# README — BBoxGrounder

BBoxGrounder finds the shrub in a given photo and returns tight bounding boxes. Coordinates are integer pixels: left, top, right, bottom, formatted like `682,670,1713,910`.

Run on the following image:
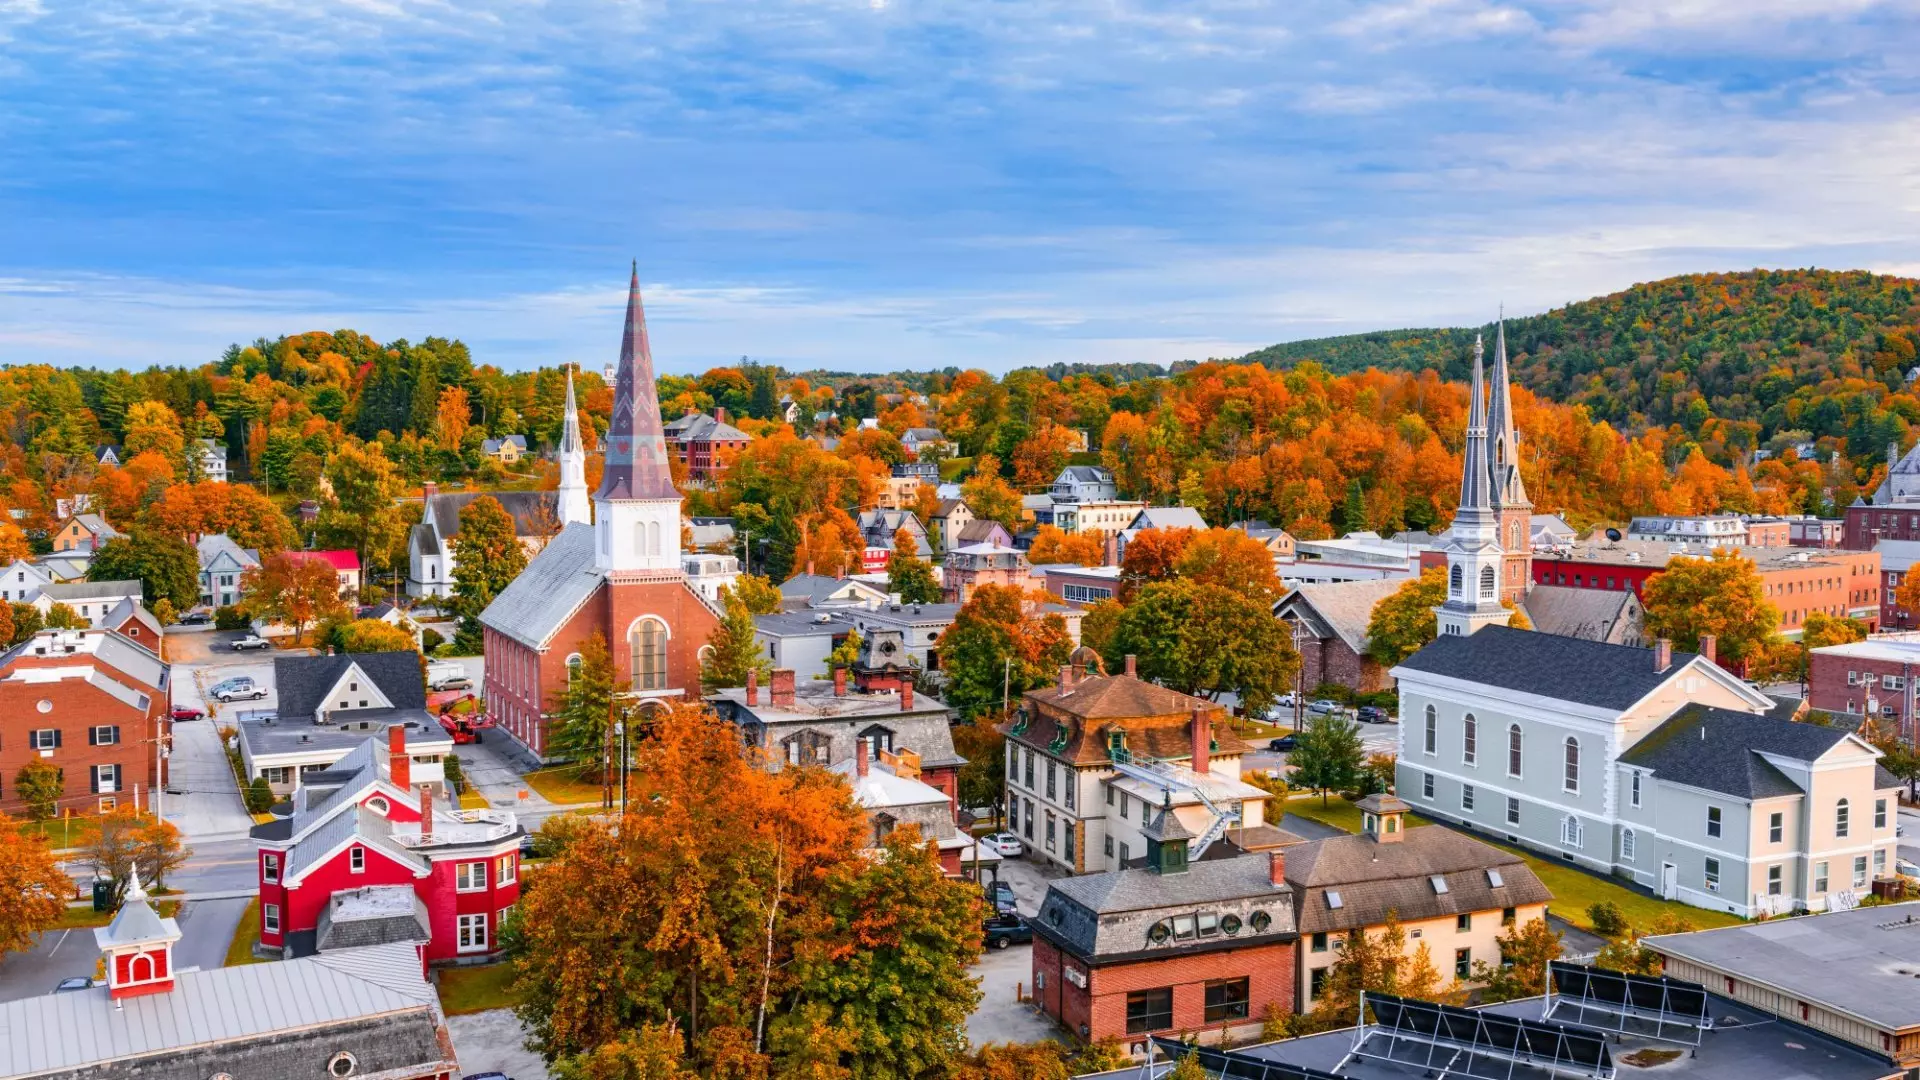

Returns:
442,753,466,795
420,627,444,653
244,776,275,814
1588,901,1630,939
214,605,250,631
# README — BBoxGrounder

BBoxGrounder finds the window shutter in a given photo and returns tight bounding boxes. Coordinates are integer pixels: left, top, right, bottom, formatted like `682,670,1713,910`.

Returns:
89,727,100,746
111,765,121,788
89,767,100,794
52,729,62,748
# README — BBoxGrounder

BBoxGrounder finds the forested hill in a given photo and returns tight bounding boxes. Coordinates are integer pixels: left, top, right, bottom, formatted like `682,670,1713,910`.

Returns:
1244,269,1920,451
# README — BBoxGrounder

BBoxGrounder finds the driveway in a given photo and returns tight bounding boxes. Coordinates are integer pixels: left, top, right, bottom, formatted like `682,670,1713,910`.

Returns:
447,1009,550,1080
1277,813,1348,842
162,649,287,841
993,854,1068,917
967,941,1065,1048
452,732,553,812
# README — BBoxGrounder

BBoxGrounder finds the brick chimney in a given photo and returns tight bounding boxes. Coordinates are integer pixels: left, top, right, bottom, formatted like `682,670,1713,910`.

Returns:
856,738,870,777
833,665,847,697
1653,638,1673,673
1190,707,1211,775
900,681,913,710
388,726,410,791
1125,654,1137,678
1698,634,1717,665
746,668,759,706
715,406,728,427
422,481,437,502
1059,664,1074,691
807,560,816,577
1269,849,1286,887
771,669,796,707
417,784,433,838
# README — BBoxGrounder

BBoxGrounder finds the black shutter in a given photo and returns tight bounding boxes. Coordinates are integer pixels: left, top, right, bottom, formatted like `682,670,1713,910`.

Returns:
52,729,62,748
89,767,99,794
111,764,121,789
88,727,98,746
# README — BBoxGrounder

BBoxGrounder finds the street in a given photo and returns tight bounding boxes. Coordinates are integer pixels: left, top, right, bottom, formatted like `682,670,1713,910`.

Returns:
163,630,305,841
1241,716,1401,776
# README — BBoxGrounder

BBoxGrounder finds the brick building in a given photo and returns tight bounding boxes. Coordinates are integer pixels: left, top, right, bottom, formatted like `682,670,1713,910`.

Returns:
1274,579,1404,695
479,268,722,765
663,409,750,483
943,543,1030,603
250,729,524,965
1790,516,1845,548
1029,813,1297,1050
0,628,169,816
1809,636,1920,737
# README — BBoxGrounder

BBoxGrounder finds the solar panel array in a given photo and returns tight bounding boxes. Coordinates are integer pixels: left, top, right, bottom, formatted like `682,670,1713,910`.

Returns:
1358,992,1616,1080
1147,1038,1346,1080
1547,960,1712,1047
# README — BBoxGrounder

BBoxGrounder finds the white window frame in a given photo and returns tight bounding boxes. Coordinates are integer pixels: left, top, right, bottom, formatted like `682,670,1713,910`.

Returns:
1876,799,1889,830
1621,828,1636,861
1422,772,1435,799
1767,864,1783,896
1769,812,1783,844
1461,784,1475,812
1629,771,1641,808
263,903,280,933
1705,858,1721,893
1563,737,1580,795
1837,799,1851,839
457,861,489,892
1815,861,1829,893
457,913,488,953
1508,725,1523,778
349,846,365,873
1462,713,1476,765
498,853,517,886
1853,856,1870,889
1423,706,1437,756
1706,806,1722,839
1561,815,1582,849
263,853,280,884
1506,797,1520,826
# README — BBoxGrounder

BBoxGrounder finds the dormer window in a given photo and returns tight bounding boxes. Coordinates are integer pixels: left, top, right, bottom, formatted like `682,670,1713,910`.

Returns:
1326,890,1344,909
1430,875,1449,894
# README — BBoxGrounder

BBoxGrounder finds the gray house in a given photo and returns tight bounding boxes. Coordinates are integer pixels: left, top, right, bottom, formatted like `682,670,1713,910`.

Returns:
1393,626,1901,917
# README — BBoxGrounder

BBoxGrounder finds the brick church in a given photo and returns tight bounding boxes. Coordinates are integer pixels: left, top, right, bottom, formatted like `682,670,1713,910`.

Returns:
481,266,722,763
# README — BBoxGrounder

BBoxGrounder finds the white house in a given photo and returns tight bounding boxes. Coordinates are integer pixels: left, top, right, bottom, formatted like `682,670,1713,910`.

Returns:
197,534,260,610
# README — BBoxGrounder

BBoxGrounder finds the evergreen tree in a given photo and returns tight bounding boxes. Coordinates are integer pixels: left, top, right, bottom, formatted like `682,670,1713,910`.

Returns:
549,632,621,772
701,587,772,692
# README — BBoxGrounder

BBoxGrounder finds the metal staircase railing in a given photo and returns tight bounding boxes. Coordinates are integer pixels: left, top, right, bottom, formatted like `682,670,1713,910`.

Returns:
1106,752,1240,858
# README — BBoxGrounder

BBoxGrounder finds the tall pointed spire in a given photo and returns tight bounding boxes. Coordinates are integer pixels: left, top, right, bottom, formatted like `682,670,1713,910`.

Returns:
1487,316,1529,508
597,264,679,503
1458,334,1492,514
556,366,591,526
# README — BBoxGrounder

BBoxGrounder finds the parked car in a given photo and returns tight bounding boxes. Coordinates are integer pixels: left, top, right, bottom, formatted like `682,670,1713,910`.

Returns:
211,678,266,703
983,913,1033,950
984,879,1017,913
1267,734,1296,752
1308,699,1340,715
1897,859,1920,879
230,634,272,651
428,662,472,691
169,706,204,721
52,977,97,993
177,611,212,625
1356,706,1389,724
461,1074,514,1080
981,831,1024,857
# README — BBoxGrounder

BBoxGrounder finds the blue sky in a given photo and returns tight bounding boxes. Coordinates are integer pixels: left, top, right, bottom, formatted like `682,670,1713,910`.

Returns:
2,0,1917,374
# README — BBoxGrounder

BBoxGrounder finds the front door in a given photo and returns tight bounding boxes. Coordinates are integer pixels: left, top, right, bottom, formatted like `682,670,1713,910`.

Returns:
1660,862,1678,900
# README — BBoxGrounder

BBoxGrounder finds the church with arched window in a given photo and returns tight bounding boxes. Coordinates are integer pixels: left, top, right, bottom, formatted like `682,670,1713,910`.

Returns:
478,267,722,764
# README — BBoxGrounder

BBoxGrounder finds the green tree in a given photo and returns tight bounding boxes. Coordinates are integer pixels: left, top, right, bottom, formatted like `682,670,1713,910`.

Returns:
1641,549,1780,669
731,574,784,615
13,761,64,821
1166,1052,1209,1080
8,602,42,645
827,628,863,672
1366,565,1447,667
887,548,942,605
1106,580,1298,715
937,584,1074,719
450,496,529,653
44,604,83,630
548,632,622,772
335,618,419,654
1471,917,1564,1002
245,776,275,814
88,527,200,611
1289,712,1364,804
322,440,407,573
702,587,772,692
552,1023,695,1080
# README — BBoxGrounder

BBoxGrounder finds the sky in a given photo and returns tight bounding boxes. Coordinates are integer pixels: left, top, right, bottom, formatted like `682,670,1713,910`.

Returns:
2,0,1918,375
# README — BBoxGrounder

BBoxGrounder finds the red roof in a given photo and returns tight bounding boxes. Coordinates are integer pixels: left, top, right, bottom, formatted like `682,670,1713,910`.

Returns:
293,549,361,572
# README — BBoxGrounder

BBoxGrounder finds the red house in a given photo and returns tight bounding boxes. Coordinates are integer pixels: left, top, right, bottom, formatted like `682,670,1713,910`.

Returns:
1029,809,1297,1052
250,727,523,965
480,268,721,764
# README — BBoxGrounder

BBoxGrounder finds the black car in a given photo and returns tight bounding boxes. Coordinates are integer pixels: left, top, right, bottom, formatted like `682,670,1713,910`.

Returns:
177,611,212,625
1267,734,1296,752
1356,706,1389,724
983,913,1032,949
983,879,1017,913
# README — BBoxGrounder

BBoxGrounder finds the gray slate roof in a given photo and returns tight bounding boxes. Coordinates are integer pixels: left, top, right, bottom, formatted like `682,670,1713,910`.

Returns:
1394,624,1701,711
195,532,260,573
0,943,443,1079
276,651,426,722
1284,826,1551,935
40,579,141,603
424,490,557,541
477,522,606,649
1126,506,1208,532
1040,854,1296,960
1278,580,1404,654
1522,584,1641,644
1620,705,1859,800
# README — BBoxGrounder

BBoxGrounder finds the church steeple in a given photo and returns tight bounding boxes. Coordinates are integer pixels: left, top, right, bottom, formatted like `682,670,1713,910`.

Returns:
557,367,591,527
593,264,684,575
1436,334,1511,638
1487,317,1534,605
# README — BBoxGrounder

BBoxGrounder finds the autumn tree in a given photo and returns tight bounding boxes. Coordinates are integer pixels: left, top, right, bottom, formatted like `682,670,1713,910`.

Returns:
1118,527,1194,601
333,617,418,654
886,538,942,605
1309,911,1408,1026
936,584,1074,719
122,400,186,464
143,481,295,554
1895,571,1920,626
551,1023,696,1080
702,586,772,692
45,603,84,630
1288,712,1364,804
1641,549,1780,668
959,456,1025,531
1010,422,1079,490
1177,527,1284,605
242,551,349,644
435,386,473,452
79,806,189,906
0,814,68,958
1026,525,1104,567
952,1041,1072,1080
88,526,200,610
1366,566,1447,667
1106,580,1298,714
1472,917,1565,1002
731,573,784,615
13,761,62,821
451,496,529,652
548,633,624,773
827,627,863,671
322,440,407,572
0,520,30,564
8,602,42,645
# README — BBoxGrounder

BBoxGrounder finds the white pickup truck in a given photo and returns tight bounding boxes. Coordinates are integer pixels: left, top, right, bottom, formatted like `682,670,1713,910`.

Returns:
230,634,272,651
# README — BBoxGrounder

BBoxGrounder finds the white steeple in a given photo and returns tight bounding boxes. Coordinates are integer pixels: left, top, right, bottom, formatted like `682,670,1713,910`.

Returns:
557,367,592,527
1436,334,1512,638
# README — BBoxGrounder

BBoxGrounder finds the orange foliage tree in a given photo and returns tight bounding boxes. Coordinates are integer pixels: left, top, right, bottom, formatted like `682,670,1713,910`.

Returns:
1026,524,1105,567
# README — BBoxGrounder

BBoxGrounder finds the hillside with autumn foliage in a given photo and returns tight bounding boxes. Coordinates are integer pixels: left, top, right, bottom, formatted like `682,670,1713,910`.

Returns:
0,268,1911,592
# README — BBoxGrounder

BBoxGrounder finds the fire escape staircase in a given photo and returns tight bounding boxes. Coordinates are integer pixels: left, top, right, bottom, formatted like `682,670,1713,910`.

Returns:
1108,749,1241,859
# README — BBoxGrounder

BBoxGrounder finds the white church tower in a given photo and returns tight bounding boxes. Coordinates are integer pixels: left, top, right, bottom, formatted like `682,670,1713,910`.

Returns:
1436,334,1512,637
594,264,685,576
556,367,592,527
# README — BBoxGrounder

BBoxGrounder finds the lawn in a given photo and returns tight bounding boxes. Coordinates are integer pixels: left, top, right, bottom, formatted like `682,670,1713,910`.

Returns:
457,789,490,810
19,817,88,849
59,899,182,930
521,766,608,806
438,962,522,1015
1283,795,1743,936
225,899,265,966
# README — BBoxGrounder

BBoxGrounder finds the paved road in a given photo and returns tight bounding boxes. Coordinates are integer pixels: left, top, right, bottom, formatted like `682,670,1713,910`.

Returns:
1242,722,1401,777
0,897,248,1004
447,1009,550,1080
163,636,305,841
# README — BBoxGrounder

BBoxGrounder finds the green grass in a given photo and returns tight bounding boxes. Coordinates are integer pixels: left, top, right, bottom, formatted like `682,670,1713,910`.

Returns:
225,899,266,966
58,899,181,931
17,818,85,849
438,962,522,1015
1282,795,1742,935
457,789,490,810
521,765,608,806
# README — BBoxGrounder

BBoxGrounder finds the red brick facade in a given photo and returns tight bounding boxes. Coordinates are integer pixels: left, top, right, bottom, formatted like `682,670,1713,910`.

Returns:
1297,635,1389,695
487,577,720,760
0,635,168,816
1031,936,1295,1047
1810,649,1920,739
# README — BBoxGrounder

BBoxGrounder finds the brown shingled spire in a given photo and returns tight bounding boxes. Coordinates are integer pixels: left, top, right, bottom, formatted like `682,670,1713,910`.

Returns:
596,263,679,502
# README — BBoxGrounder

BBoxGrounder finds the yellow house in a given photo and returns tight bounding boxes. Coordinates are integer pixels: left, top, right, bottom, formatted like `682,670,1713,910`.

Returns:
1286,794,1552,1012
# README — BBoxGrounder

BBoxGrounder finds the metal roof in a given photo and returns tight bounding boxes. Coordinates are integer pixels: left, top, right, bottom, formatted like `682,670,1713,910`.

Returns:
477,522,607,649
